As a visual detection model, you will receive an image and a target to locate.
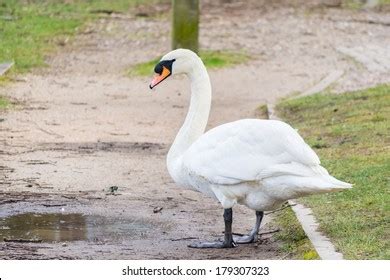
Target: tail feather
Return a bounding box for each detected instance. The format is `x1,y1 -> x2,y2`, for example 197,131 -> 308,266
321,174 -> 353,189
259,162 -> 353,191
312,165 -> 352,189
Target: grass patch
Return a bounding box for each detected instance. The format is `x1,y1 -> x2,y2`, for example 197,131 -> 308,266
342,0 -> 365,9
342,0 -> 390,8
128,50 -> 250,76
0,95 -> 11,109
273,207 -> 320,259
0,0 -> 160,73
276,84 -> 390,259
129,57 -> 161,77
0,75 -> 12,86
200,51 -> 249,69
255,104 -> 268,119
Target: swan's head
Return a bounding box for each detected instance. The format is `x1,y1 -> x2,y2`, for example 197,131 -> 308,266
149,49 -> 200,89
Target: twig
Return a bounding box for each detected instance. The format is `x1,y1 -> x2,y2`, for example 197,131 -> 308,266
36,126 -> 64,138
31,121 -> 64,138
153,207 -> 163,213
89,9 -> 122,15
281,252 -> 292,260
170,237 -> 198,241
4,238 -> 43,243
265,204 -> 296,215
259,228 -> 280,235
0,199 -> 23,205
327,17 -> 390,27
62,195 -> 77,200
228,228 -> 280,236
22,160 -> 56,166
179,195 -> 197,202
42,203 -> 67,207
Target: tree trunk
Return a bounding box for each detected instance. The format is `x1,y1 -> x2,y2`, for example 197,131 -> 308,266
172,0 -> 199,53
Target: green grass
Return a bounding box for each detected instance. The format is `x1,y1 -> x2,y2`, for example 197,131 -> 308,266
342,0 -> 390,8
0,95 -> 11,109
273,207 -> 320,260
0,0 -> 159,73
276,84 -> 390,259
128,50 -> 250,76
256,104 -> 268,119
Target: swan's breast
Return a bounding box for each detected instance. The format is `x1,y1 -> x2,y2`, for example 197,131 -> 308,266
211,182 -> 284,211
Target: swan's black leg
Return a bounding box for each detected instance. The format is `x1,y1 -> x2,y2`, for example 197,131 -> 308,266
233,211 -> 264,244
188,208 -> 236,249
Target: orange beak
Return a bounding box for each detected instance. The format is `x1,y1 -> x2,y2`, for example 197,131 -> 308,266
149,66 -> 171,89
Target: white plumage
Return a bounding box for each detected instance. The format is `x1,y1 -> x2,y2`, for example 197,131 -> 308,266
150,49 -> 351,248
177,119 -> 351,210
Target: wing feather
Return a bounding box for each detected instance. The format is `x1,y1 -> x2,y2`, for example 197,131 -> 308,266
182,119 -> 320,185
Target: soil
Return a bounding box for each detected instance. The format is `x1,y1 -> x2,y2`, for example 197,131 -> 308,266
1,0 -> 389,259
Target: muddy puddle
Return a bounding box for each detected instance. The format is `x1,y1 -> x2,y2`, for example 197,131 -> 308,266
0,213 -> 152,243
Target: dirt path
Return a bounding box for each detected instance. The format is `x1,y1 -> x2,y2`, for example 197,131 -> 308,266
1,2 -> 389,259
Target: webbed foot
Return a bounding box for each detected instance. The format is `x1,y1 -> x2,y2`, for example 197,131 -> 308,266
233,234 -> 257,244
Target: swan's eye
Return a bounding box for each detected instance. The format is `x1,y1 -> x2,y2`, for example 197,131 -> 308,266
154,59 -> 176,75
154,63 -> 163,75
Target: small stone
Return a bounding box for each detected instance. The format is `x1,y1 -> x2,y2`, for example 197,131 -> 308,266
153,207 -> 163,213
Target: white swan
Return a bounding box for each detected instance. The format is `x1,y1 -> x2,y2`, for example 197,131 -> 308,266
149,49 -> 352,248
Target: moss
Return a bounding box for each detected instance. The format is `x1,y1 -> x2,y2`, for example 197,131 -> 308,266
303,250 -> 319,260
171,0 -> 199,53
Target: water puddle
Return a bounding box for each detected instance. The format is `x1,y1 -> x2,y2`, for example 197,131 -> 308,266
0,213 -> 152,243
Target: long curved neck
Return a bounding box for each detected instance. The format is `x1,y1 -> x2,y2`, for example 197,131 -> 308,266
167,60 -> 212,165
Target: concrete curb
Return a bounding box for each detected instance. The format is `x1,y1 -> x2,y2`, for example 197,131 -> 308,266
294,70 -> 344,99
0,62 -> 14,76
289,200 -> 344,260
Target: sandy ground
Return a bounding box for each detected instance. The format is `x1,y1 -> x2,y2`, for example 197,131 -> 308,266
1,1 -> 389,259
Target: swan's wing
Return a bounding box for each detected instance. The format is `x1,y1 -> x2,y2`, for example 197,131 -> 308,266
182,119 -> 320,185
